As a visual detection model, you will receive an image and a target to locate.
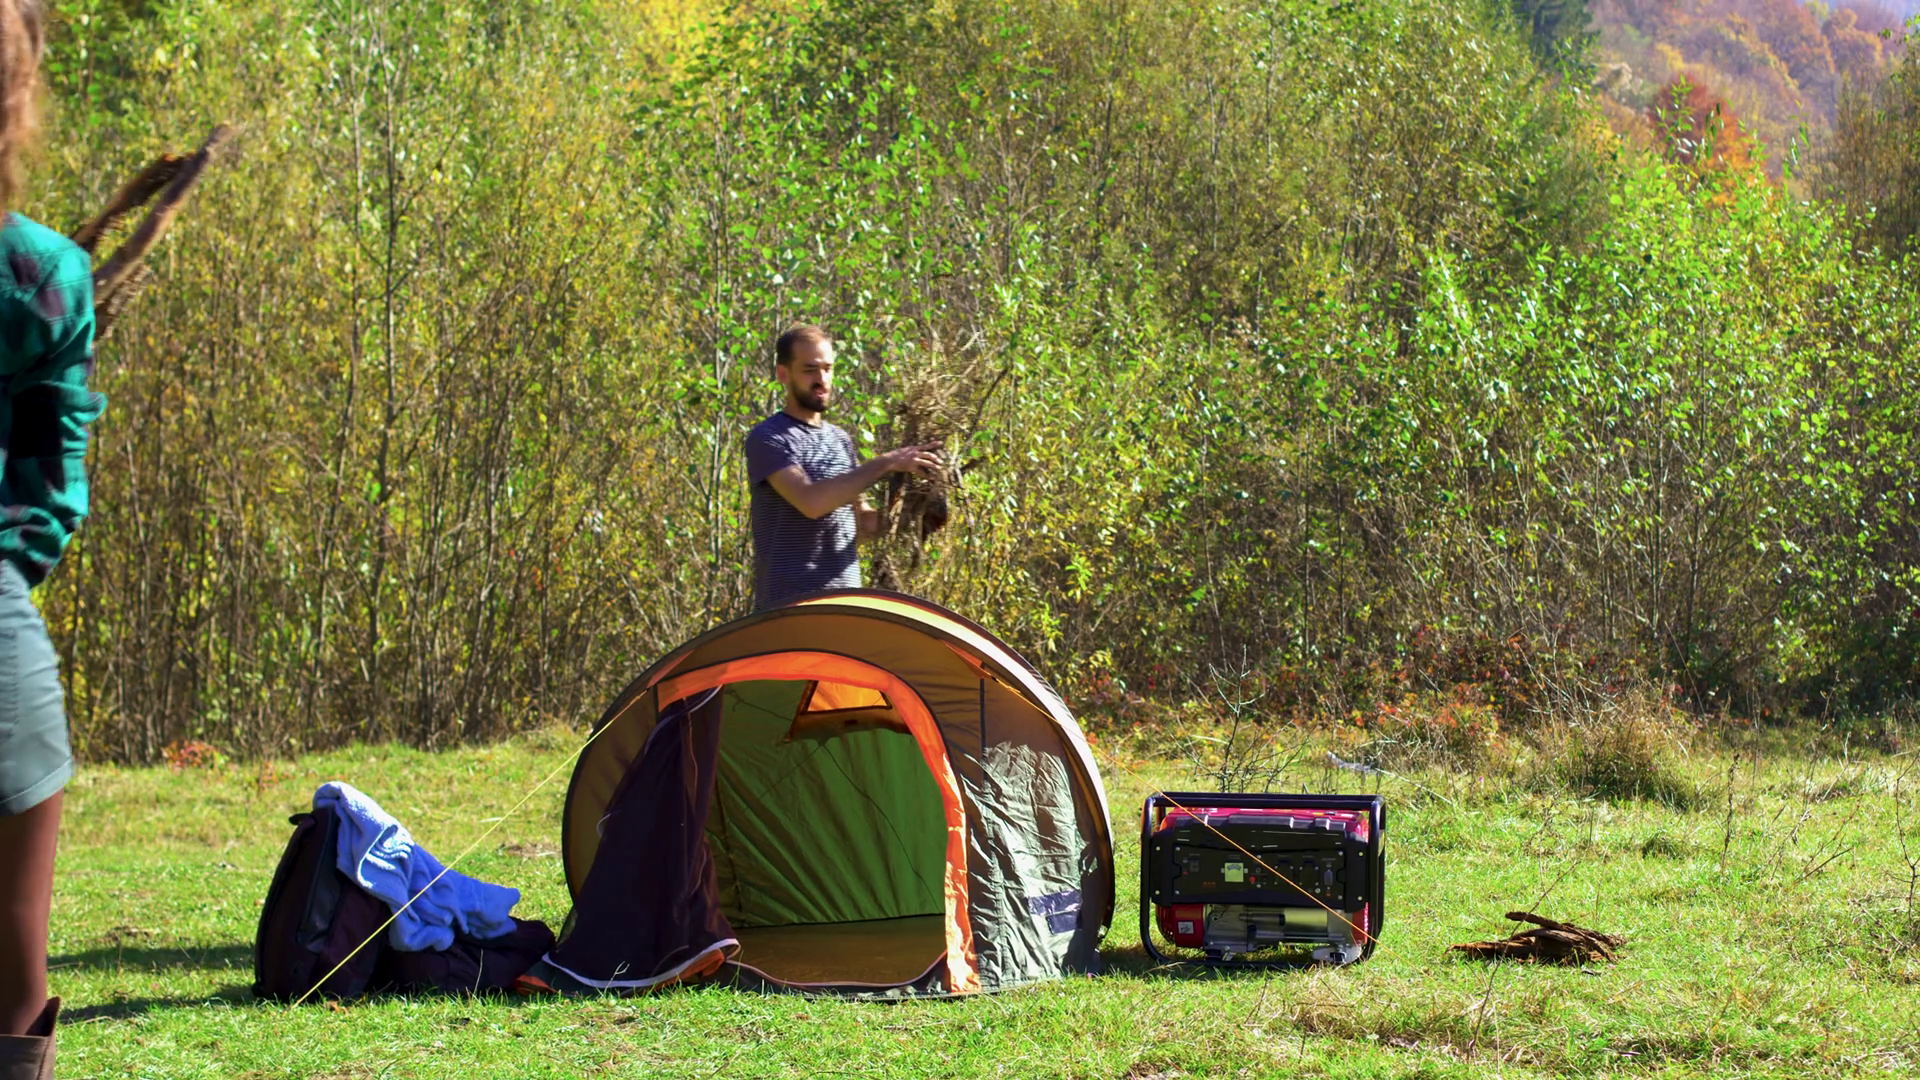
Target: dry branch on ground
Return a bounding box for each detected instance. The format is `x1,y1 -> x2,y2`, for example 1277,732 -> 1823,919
1449,911 -> 1625,964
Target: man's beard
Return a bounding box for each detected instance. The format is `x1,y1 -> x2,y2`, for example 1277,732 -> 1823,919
796,387 -> 830,412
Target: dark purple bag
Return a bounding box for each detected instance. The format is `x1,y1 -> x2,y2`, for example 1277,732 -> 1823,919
254,808 -> 555,1001
252,811 -> 390,1002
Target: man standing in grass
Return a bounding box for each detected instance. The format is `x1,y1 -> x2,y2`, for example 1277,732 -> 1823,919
745,324 -> 940,610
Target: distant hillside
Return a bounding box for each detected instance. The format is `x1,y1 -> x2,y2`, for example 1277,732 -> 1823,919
1588,0 -> 1914,177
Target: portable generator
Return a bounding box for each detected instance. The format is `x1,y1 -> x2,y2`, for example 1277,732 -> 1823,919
1140,792 -> 1385,966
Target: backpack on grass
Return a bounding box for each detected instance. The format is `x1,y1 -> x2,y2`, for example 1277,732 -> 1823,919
253,808 -> 553,1002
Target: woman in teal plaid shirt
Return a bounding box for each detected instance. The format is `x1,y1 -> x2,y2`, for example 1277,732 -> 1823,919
0,3 -> 108,1076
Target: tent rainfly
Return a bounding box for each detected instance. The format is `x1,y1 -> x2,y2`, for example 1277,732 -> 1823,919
521,592 -> 1115,997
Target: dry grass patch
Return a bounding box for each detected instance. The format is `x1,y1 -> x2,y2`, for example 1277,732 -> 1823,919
1533,689 -> 1698,806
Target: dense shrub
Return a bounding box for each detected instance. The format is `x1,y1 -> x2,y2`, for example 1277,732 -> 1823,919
1535,688 -> 1699,805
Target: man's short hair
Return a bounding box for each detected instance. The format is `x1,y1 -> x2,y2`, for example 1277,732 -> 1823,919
775,323 -> 833,366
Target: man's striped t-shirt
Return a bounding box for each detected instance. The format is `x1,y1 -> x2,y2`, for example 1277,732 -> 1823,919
745,411 -> 862,610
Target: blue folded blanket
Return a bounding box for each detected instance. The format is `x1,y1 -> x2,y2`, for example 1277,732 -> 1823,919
312,781 -> 521,952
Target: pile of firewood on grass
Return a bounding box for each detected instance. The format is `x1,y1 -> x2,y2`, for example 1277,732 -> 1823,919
1449,911 -> 1626,965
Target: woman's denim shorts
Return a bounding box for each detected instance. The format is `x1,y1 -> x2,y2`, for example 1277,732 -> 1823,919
0,559 -> 70,816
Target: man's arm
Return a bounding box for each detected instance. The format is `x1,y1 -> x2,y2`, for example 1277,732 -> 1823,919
766,443 -> 939,520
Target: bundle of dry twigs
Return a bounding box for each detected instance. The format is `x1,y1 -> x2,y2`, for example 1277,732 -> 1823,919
1449,911 -> 1625,964
867,334 -> 1003,592
71,123 -> 232,343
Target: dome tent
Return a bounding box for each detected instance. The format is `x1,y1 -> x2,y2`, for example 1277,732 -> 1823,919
522,591 -> 1115,997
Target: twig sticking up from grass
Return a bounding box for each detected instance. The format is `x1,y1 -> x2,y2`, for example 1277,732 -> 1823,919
1720,752 -> 1738,878
1892,758 -> 1920,947
1183,650 -> 1305,793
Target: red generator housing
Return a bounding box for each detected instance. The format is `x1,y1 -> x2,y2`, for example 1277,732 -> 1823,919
1141,792 -> 1385,966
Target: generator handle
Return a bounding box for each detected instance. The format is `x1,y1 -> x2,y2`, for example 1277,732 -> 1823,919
1138,791 -> 1386,968
1138,795 -> 1171,965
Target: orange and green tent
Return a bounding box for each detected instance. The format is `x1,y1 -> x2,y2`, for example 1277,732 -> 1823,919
529,591 -> 1115,997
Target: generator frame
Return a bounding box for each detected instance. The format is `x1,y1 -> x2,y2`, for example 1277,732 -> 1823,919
1139,791 -> 1386,967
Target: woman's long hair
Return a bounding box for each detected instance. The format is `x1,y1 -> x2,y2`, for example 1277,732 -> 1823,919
0,0 -> 43,219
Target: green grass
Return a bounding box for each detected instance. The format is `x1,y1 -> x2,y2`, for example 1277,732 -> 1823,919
43,722 -> 1920,1078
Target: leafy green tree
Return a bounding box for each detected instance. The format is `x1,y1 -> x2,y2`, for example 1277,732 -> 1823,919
18,0 -> 1920,759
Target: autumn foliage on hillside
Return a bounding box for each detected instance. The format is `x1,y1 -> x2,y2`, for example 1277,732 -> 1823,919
1591,0 -> 1913,178
1827,3 -> 1920,248
1642,74 -> 1765,194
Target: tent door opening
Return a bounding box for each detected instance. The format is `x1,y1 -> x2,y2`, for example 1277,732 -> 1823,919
705,680 -> 950,987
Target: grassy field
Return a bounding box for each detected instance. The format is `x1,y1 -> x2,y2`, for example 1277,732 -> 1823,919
42,718 -> 1920,1079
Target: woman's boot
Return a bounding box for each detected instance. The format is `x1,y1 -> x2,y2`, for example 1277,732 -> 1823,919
0,997 -> 58,1080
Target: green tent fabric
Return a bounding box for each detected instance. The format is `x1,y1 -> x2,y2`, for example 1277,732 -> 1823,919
709,680 -> 945,927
